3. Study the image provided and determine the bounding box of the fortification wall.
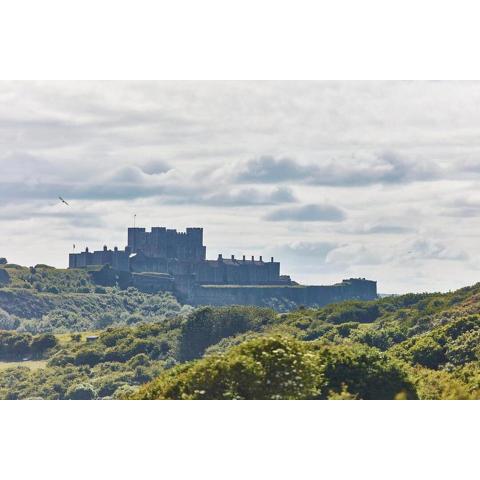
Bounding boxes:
[188,280,377,308]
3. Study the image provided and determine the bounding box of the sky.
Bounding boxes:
[1,80,480,293]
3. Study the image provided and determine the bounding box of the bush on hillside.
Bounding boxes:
[178,306,276,361]
[131,336,416,400]
[66,383,97,400]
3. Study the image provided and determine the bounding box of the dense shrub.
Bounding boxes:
[30,333,58,358]
[390,316,480,369]
[0,308,18,330]
[66,383,97,400]
[350,325,407,350]
[178,306,276,361]
[0,331,58,360]
[316,301,381,325]
[409,367,477,400]
[132,336,416,400]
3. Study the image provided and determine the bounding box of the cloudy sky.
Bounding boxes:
[2,81,480,293]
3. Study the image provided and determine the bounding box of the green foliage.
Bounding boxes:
[30,333,58,358]
[390,315,480,369]
[0,269,10,286]
[315,301,381,325]
[0,287,184,333]
[0,308,19,330]
[178,306,276,361]
[408,366,478,400]
[446,329,480,365]
[312,343,416,399]
[3,262,480,400]
[66,383,97,400]
[49,322,180,368]
[0,331,32,359]
[132,336,416,400]
[0,357,166,400]
[0,330,58,360]
[350,324,407,351]
[133,336,325,399]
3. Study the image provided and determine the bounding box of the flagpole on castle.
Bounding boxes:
[133,214,137,252]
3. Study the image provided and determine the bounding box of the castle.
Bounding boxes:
[69,226,377,307]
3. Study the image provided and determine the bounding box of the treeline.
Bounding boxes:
[49,306,276,367]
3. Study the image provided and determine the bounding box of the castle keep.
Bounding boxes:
[69,226,377,307]
[70,227,284,287]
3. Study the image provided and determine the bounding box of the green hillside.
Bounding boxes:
[0,264,188,333]
[132,286,480,400]
[1,263,480,399]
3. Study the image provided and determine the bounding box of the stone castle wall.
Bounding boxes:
[188,279,377,308]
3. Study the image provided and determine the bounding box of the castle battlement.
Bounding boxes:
[69,226,282,287]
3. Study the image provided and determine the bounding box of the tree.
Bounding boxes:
[0,308,18,330]
[178,307,216,361]
[0,269,10,286]
[178,306,275,361]
[96,313,115,329]
[30,334,58,358]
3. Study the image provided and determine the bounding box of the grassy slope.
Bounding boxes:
[0,360,47,371]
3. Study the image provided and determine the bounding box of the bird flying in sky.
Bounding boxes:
[59,196,70,206]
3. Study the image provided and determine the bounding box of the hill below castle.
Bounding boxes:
[0,263,479,399]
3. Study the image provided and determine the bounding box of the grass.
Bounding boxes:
[55,331,100,345]
[0,360,47,371]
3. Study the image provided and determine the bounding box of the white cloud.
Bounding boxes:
[326,244,384,267]
[232,151,441,186]
[399,238,468,262]
[265,203,346,222]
